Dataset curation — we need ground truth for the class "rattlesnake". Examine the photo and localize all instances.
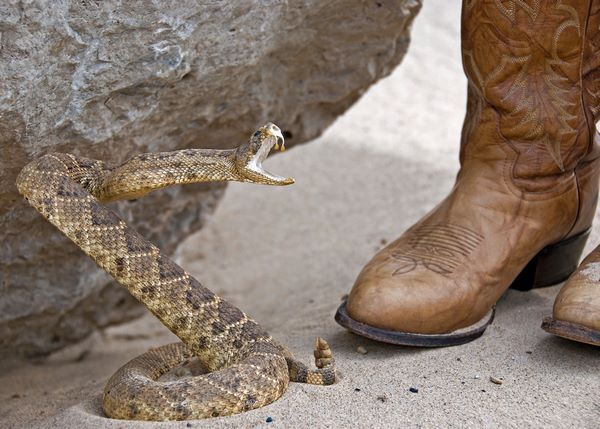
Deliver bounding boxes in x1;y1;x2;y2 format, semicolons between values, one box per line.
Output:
16;123;336;420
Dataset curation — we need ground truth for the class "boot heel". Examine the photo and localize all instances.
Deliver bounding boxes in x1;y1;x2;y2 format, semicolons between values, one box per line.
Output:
510;229;590;291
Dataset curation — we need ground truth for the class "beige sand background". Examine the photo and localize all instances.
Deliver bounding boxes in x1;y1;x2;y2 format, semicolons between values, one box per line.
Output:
2;1;599;428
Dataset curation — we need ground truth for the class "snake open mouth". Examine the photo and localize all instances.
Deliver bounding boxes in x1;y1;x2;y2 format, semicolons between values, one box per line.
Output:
247;124;294;185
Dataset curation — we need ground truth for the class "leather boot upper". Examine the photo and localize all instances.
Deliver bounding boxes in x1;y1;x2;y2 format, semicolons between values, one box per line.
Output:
347;0;600;334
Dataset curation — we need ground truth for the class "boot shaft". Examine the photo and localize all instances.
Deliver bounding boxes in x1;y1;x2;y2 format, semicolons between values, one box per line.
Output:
459;0;599;191
583;1;600;125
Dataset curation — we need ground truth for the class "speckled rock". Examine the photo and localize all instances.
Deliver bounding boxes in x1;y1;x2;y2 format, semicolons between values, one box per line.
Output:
0;0;421;358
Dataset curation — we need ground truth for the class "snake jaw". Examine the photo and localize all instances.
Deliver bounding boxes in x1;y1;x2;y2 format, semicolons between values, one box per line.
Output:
238;123;295;186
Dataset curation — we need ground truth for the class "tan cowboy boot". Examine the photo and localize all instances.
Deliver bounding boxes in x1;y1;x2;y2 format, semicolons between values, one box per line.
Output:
542;1;600;347
336;0;600;346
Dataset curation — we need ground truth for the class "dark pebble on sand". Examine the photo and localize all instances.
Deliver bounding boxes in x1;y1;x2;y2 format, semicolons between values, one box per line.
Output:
409;387;418;393
266;416;273;423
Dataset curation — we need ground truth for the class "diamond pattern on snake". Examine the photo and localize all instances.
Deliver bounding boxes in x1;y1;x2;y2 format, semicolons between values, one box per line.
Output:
16;123;336;421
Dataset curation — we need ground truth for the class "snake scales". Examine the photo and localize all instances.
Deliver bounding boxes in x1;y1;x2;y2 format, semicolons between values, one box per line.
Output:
16;123;336;420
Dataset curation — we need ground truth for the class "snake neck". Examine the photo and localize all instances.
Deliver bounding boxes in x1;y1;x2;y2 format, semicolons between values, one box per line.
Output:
94;149;240;202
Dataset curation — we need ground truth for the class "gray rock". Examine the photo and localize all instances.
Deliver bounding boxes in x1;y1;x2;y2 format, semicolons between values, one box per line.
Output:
0;0;421;358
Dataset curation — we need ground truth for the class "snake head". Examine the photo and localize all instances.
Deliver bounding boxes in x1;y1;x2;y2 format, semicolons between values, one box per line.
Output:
234;123;295;186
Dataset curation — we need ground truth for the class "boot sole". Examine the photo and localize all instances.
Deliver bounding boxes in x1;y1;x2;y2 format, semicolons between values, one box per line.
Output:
541;317;600;346
334;300;495;347
510;229;590;291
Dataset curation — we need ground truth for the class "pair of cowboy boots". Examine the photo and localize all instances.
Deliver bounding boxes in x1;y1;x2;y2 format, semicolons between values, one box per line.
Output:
336;0;600;347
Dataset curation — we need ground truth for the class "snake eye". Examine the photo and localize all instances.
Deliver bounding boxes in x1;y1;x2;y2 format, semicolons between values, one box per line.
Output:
253;130;261;137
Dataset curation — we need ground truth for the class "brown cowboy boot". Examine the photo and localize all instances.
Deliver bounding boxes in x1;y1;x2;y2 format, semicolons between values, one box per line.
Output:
542;1;600;347
335;0;600;346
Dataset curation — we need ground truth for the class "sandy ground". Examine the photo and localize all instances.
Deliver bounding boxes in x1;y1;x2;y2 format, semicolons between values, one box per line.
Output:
2;1;599;428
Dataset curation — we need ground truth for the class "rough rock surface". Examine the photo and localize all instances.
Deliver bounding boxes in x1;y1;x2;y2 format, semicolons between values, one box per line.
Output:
0;0;421;358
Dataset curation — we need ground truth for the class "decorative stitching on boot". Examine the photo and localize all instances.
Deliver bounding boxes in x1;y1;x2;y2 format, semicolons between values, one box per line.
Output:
389;224;483;276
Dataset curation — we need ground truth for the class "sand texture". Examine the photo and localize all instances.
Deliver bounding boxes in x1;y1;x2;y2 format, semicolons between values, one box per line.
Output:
1;1;599;428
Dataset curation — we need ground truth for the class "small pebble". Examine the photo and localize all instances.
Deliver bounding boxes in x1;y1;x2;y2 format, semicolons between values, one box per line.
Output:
186;423;193;428
409;387;419;393
356;346;368;355
526;350;533;354
474;374;480;379
266;416;273;423
354;388;361;392
490;376;503;385
376;394;388;403
481;389;486;393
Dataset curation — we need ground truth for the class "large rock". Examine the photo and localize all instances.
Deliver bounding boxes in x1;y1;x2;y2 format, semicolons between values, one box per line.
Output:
0;0;421;358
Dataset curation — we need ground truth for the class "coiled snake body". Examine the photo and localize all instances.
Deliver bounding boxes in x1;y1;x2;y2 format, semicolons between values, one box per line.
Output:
16;123;336;420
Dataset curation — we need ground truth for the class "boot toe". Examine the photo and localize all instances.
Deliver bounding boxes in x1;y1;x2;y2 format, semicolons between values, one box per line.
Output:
346;251;483;335
553;278;600;332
